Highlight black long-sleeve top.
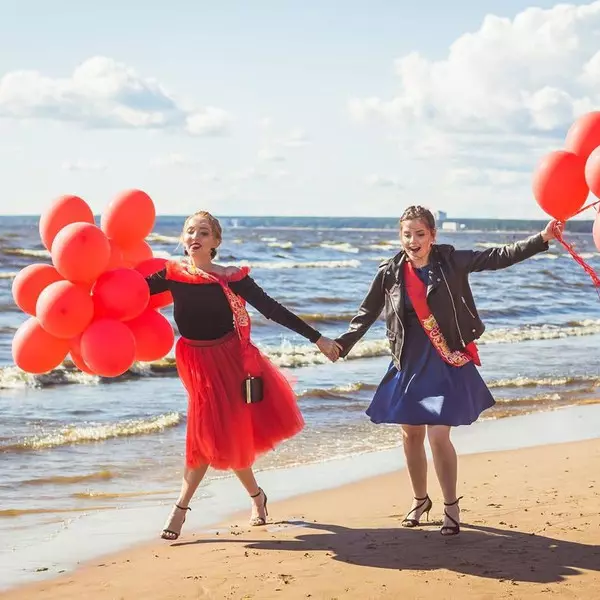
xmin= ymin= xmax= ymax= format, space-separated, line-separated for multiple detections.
xmin=146 ymin=268 xmax=321 ymax=343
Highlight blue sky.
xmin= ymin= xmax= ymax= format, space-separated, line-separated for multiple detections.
xmin=1 ymin=0 xmax=598 ymax=218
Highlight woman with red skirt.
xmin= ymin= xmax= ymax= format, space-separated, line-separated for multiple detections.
xmin=145 ymin=211 xmax=339 ymax=540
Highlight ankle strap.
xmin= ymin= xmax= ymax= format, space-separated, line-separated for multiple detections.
xmin=250 ymin=487 xmax=263 ymax=498
xmin=176 ymin=504 xmax=191 ymax=511
xmin=443 ymin=496 xmax=463 ymax=506
xmin=414 ymin=495 xmax=429 ymax=501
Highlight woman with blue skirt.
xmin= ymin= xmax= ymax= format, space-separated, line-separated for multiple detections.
xmin=335 ymin=205 xmax=560 ymax=535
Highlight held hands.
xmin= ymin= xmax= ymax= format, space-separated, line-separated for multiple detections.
xmin=541 ymin=219 xmax=565 ymax=242
xmin=316 ymin=336 xmax=342 ymax=362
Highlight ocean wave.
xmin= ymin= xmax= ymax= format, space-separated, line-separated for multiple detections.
xmin=0 ymin=272 xmax=18 ymax=279
xmin=479 ymin=319 xmax=600 ymax=344
xmin=222 ymin=259 xmax=361 ymax=270
xmin=319 ymin=242 xmax=359 ymax=254
xmin=21 ymin=470 xmax=116 ymax=486
xmin=146 ymin=233 xmax=180 ymax=244
xmin=298 ymin=381 xmax=377 ymax=399
xmin=488 ymin=375 xmax=600 ymax=389
xmin=0 ymin=412 xmax=182 ymax=453
xmin=2 ymin=319 xmax=600 ymax=390
xmin=267 ymin=241 xmax=294 ymax=249
xmin=3 ymin=248 xmax=51 ymax=259
xmin=297 ymin=312 xmax=362 ymax=324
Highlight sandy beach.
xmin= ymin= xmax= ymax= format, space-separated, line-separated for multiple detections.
xmin=3 ymin=432 xmax=599 ymax=600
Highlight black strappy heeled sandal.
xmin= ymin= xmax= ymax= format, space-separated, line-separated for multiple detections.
xmin=161 ymin=504 xmax=191 ymax=540
xmin=401 ymin=495 xmax=433 ymax=528
xmin=440 ymin=496 xmax=463 ymax=536
xmin=249 ymin=487 xmax=268 ymax=526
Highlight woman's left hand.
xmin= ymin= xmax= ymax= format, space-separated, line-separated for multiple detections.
xmin=541 ymin=219 xmax=564 ymax=242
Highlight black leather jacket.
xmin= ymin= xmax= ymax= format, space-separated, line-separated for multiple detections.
xmin=336 ymin=233 xmax=549 ymax=369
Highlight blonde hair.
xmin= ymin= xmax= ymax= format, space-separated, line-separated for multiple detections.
xmin=182 ymin=211 xmax=222 ymax=259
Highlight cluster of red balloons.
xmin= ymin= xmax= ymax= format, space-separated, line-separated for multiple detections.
xmin=532 ymin=111 xmax=600 ymax=251
xmin=11 ymin=190 xmax=174 ymax=377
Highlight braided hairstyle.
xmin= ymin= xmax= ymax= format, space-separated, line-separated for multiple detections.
xmin=181 ymin=211 xmax=222 ymax=258
xmin=398 ymin=205 xmax=436 ymax=232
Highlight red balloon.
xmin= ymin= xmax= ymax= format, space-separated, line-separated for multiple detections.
xmin=134 ymin=257 xmax=173 ymax=309
xmin=532 ymin=151 xmax=589 ymax=220
xmin=11 ymin=263 xmax=63 ymax=316
xmin=92 ymin=268 xmax=150 ymax=321
xmin=39 ymin=195 xmax=95 ymax=251
xmin=36 ymin=280 xmax=94 ymax=339
xmin=69 ymin=348 xmax=95 ymax=375
xmin=101 ymin=189 xmax=156 ymax=247
xmin=593 ymin=210 xmax=600 ymax=253
xmin=80 ymin=319 xmax=136 ymax=377
xmin=126 ymin=308 xmax=174 ymax=361
xmin=121 ymin=240 xmax=154 ymax=268
xmin=565 ymin=111 xmax=600 ymax=161
xmin=12 ymin=317 xmax=70 ymax=374
xmin=52 ymin=223 xmax=111 ymax=284
xmin=106 ymin=238 xmax=124 ymax=270
xmin=584 ymin=146 xmax=600 ymax=199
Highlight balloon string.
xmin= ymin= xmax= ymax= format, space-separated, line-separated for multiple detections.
xmin=552 ymin=222 xmax=600 ymax=299
xmin=573 ymin=198 xmax=600 ymax=217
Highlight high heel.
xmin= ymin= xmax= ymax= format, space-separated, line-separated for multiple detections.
xmin=440 ymin=496 xmax=463 ymax=536
xmin=161 ymin=504 xmax=191 ymax=540
xmin=249 ymin=487 xmax=268 ymax=526
xmin=401 ymin=495 xmax=432 ymax=528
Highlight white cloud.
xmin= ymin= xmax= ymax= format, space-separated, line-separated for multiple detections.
xmin=348 ymin=1 xmax=600 ymax=214
xmin=0 ymin=56 xmax=231 ymax=136
xmin=280 ymin=128 xmax=310 ymax=147
xmin=270 ymin=168 xmax=290 ymax=180
xmin=365 ymin=174 xmax=403 ymax=188
xmin=151 ymin=153 xmax=202 ymax=168
xmin=231 ymin=167 xmax=267 ymax=181
xmin=350 ymin=2 xmax=600 ymax=135
xmin=258 ymin=148 xmax=286 ymax=162
xmin=61 ymin=159 xmax=107 ymax=172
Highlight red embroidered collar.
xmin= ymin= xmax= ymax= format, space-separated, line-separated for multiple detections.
xmin=165 ymin=260 xmax=250 ymax=284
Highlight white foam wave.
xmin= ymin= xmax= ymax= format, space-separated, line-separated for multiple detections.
xmin=0 ymin=366 xmax=99 ymax=389
xmin=147 ymin=233 xmax=180 ymax=244
xmin=479 ymin=319 xmax=600 ymax=345
xmin=222 ymin=259 xmax=361 ymax=270
xmin=6 ymin=412 xmax=182 ymax=451
xmin=320 ymin=242 xmax=359 ymax=254
xmin=267 ymin=241 xmax=294 ymax=249
xmin=4 ymin=248 xmax=51 ymax=258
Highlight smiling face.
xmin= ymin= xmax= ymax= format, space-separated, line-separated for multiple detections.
xmin=181 ymin=214 xmax=221 ymax=260
xmin=400 ymin=218 xmax=436 ymax=265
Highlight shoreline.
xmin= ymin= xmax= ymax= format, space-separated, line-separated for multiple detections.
xmin=1 ymin=402 xmax=600 ymax=596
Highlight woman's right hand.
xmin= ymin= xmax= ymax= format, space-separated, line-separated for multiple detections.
xmin=316 ymin=336 xmax=341 ymax=362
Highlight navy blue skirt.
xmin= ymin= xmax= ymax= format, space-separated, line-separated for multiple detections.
xmin=367 ymin=308 xmax=495 ymax=427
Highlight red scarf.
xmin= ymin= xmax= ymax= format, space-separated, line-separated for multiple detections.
xmin=166 ymin=261 xmax=262 ymax=376
xmin=403 ymin=261 xmax=481 ymax=367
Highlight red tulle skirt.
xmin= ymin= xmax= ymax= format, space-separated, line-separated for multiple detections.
xmin=175 ymin=332 xmax=304 ymax=470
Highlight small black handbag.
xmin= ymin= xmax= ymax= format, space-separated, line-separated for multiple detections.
xmin=242 ymin=375 xmax=264 ymax=404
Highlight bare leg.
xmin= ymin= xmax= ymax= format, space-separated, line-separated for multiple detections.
xmin=177 ymin=463 xmax=210 ymax=507
xmin=400 ymin=425 xmax=431 ymax=525
xmin=427 ymin=425 xmax=460 ymax=533
xmin=161 ymin=463 xmax=209 ymax=540
xmin=234 ymin=466 xmax=268 ymax=526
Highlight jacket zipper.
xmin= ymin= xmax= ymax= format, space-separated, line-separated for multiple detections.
xmin=461 ymin=296 xmax=476 ymax=319
xmin=440 ymin=267 xmax=466 ymax=347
